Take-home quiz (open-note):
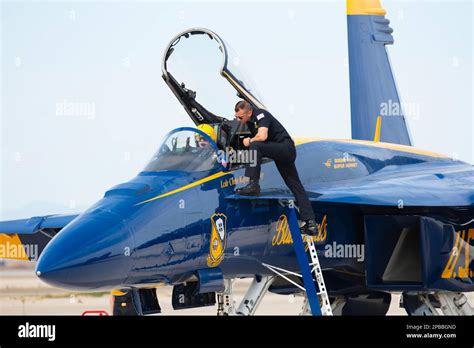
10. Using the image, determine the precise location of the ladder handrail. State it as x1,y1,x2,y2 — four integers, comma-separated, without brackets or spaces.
286,207,333,316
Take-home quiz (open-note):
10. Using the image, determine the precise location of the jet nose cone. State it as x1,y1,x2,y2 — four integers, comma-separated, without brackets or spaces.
36,209,133,291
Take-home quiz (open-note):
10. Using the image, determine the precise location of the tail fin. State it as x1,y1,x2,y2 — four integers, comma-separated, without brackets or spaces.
347,0,412,145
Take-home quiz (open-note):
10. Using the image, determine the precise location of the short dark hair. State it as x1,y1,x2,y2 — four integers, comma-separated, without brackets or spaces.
234,100,252,112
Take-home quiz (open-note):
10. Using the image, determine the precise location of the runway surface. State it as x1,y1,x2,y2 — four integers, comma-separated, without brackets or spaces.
1,266,472,315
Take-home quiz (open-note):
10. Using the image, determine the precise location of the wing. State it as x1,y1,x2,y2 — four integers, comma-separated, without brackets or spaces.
0,214,78,261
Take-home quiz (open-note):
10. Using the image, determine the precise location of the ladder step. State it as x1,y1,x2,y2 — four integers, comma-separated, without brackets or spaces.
286,207,333,316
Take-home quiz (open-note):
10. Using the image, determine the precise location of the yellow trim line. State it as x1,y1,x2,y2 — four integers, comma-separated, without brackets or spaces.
136,171,232,205
346,0,386,16
373,116,382,142
293,137,449,159
136,136,447,206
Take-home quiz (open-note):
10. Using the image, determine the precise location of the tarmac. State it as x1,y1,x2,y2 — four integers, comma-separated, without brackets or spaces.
1,265,472,315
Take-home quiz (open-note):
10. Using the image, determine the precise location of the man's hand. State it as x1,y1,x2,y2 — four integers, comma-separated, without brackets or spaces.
243,138,251,147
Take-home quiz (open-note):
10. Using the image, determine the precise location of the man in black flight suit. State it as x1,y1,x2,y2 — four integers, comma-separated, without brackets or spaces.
234,100,317,235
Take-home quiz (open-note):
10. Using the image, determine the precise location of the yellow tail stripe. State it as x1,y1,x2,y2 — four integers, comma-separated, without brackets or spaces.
347,0,386,16
373,116,382,142
136,171,232,205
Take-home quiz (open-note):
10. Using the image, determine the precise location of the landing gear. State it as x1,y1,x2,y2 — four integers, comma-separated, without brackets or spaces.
402,291,473,315
236,276,274,315
438,292,473,315
217,279,236,316
216,276,274,315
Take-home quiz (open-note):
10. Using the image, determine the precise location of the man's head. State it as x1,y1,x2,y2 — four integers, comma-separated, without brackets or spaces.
195,124,216,148
195,135,210,148
234,100,253,125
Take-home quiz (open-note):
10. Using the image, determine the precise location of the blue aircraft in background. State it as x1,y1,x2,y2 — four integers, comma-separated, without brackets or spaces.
1,0,473,316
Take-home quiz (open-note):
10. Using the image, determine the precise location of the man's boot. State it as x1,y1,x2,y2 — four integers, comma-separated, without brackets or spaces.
299,219,317,236
235,180,261,196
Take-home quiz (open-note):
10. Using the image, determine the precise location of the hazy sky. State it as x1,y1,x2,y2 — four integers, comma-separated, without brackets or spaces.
1,0,472,219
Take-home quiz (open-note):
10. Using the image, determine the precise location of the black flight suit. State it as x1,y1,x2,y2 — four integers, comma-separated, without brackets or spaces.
245,108,315,222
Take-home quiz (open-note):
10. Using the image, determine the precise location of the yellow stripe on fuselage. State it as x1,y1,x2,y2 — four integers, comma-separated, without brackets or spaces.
136,136,448,207
346,0,386,16
135,170,232,206
293,137,449,159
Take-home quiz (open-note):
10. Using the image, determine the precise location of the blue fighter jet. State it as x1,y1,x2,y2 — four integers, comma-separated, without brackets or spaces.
1,0,473,316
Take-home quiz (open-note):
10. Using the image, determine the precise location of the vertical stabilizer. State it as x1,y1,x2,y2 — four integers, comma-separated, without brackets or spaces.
347,0,412,145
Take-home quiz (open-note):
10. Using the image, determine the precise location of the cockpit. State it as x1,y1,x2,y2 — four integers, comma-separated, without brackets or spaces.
161,28,268,167
144,127,222,172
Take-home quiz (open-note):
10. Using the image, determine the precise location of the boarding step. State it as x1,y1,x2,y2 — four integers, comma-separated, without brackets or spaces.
286,207,333,316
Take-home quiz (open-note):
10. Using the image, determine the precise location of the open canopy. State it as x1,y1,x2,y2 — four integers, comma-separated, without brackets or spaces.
162,28,266,126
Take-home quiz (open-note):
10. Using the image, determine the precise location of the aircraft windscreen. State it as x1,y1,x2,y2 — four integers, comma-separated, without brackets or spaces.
143,129,219,172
